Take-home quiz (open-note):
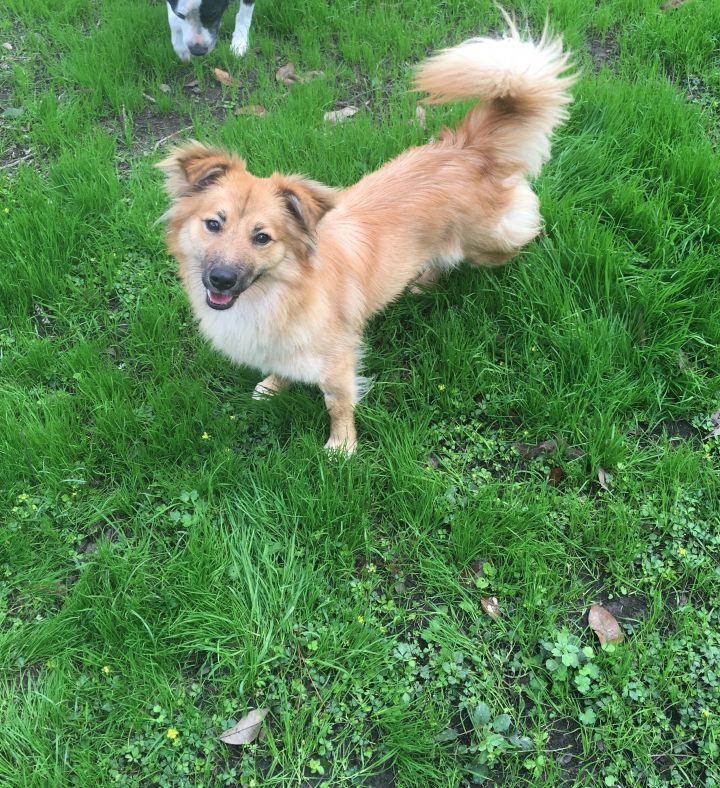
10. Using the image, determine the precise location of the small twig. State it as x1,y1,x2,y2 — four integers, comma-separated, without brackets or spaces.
153,125,194,151
297,645,324,706
0,152,32,170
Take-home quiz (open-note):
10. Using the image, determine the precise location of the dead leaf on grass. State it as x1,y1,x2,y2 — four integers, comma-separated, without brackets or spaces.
236,104,267,117
588,604,624,645
660,0,688,9
547,466,565,486
566,447,585,460
481,596,501,619
460,558,487,587
324,106,359,124
415,105,426,127
515,439,557,459
159,83,171,93
2,42,13,51
276,62,298,85
427,452,441,469
214,68,240,87
299,69,324,83
597,467,611,492
276,63,323,86
218,708,269,745
184,79,199,89
706,410,720,439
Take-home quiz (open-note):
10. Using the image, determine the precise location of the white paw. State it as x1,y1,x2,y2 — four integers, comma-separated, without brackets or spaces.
231,36,249,57
252,383,275,400
324,437,357,456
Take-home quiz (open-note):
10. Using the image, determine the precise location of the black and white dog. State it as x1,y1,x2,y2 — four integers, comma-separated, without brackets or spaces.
167,0,256,62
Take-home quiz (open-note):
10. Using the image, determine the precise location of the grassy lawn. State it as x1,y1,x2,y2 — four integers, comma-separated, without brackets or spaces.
1,0,720,784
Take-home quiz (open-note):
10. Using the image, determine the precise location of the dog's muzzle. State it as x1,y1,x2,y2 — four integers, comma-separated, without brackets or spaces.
203,264,260,310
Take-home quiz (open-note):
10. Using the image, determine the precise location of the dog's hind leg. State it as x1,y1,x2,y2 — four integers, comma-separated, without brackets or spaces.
231,0,255,56
321,355,358,455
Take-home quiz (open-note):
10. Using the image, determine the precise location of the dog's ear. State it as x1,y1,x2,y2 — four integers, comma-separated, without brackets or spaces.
157,141,242,198
274,175,339,233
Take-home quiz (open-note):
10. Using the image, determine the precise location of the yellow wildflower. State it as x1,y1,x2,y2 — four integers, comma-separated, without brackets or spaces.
201,431,210,441
102,665,111,675
356,615,365,624
678,547,687,557
166,727,179,740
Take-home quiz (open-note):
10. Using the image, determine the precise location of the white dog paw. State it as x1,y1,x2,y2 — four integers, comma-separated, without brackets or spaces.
231,36,249,57
324,437,357,456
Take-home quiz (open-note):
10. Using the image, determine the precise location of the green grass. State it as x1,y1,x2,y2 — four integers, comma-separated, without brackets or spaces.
1,0,720,785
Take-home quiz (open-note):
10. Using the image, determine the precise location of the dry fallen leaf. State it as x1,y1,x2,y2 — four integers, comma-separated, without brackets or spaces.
159,83,171,93
415,105,427,127
547,466,565,487
706,410,720,439
427,452,441,469
515,439,557,459
566,447,585,460
184,79,199,88
218,708,269,745
460,558,487,587
481,596,501,619
2,42,13,51
588,604,624,645
324,106,359,124
299,69,324,83
235,104,267,117
276,62,298,85
214,68,240,87
597,467,611,492
660,0,688,9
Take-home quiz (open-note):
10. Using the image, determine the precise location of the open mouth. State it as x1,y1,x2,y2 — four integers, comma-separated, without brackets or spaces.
206,289,238,310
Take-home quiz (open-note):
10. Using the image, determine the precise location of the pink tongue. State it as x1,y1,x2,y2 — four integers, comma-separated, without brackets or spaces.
207,290,234,306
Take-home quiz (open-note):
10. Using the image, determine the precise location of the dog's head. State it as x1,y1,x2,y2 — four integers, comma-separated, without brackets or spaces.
168,0,229,57
158,142,338,311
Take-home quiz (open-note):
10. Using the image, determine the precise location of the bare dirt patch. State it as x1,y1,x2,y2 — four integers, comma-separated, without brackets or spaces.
586,33,619,73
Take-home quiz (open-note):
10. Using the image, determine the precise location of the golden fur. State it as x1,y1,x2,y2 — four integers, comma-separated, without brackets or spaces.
159,21,576,453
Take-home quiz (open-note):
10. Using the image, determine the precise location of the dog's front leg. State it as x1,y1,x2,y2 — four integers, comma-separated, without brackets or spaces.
231,0,255,56
321,358,358,455
252,374,289,400
167,3,192,62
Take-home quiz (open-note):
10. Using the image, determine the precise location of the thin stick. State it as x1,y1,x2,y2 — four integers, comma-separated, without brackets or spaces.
153,125,194,151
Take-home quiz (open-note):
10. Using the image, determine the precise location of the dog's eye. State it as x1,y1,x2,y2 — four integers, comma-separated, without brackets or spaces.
253,232,272,246
204,219,221,233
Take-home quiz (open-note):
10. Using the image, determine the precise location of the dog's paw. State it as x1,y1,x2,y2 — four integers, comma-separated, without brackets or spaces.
324,436,357,456
252,375,287,400
230,36,249,57
252,384,274,400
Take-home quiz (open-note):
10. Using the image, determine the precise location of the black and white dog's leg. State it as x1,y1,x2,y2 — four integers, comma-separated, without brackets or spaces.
167,2,192,62
231,0,255,56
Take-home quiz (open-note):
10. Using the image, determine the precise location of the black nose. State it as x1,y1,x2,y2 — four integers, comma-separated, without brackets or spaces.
188,43,209,56
208,266,238,291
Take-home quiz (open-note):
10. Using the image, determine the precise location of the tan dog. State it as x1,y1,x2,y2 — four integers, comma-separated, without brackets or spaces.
159,22,575,453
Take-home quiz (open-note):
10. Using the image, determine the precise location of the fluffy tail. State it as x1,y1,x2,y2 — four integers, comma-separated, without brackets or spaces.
414,18,576,176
